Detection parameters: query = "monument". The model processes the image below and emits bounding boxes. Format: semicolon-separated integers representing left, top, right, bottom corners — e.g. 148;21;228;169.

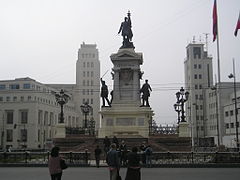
98;12;154;138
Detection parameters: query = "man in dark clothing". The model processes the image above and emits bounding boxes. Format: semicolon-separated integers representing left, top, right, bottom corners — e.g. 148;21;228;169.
100;78;111;107
106;143;120;180
140;79;152;107
94;145;102;168
103;136;111;157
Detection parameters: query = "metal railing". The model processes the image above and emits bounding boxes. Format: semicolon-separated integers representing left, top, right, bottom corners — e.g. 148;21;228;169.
0;151;239;166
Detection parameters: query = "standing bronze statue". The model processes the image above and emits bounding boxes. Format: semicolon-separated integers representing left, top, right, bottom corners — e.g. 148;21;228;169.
118;11;134;49
100;78;111;107
140;80;152;107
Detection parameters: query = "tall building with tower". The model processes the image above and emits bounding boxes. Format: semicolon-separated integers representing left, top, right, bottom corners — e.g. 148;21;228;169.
184;42;214;146
76;43;100;131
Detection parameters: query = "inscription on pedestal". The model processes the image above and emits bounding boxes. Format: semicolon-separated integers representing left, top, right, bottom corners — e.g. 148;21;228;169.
116;118;136;126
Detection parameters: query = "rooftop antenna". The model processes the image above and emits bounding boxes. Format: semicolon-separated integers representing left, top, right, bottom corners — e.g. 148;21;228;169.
203;33;209;52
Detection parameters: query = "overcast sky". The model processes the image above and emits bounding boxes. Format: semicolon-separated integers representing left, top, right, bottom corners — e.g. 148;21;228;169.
0;0;240;125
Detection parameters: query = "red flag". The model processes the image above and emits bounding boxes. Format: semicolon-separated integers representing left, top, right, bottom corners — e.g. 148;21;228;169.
234;12;240;37
212;0;218;42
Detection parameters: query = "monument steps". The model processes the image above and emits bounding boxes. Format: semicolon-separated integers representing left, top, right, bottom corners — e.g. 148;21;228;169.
53;134;191;155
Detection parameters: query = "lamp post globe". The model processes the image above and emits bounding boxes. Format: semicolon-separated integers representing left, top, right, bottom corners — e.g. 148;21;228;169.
55;89;69;124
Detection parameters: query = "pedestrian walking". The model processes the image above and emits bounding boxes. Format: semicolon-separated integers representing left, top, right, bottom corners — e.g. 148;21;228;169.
125;147;141;180
106;143;121;180
94;145;102;168
145;145;153;168
103;136;111;157
119;140;127;166
48;146;64;180
139;142;146;164
112;136;119;149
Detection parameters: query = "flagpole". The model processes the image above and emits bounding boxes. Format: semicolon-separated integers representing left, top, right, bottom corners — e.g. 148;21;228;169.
216;0;221;83
214;0;222;145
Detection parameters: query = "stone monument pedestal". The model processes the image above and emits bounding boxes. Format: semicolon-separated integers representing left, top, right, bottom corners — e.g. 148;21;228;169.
178;122;190;137
98;48;154;138
98;104;153;138
54;123;66;138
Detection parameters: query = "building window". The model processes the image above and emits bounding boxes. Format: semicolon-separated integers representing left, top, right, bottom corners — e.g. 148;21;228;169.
87;89;89;95
21;129;27;142
83;80;85;86
27;96;31;101
20;96;24;101
225;111;229;117
83;71;85;77
91;80;93;86
87;80;89;86
91;62;94;67
198;64;202;69
199;95;203;100
199;85;202;89
87;62;89;67
38;110;43;124
6;129;13;142
230;123;234;128
91;89;93;95
83;62;85;67
236;122;239;128
226;123;229;129
194;74;197;79
87;71;89;77
20;110;28;124
13;96;17;101
6;111;14;124
38;130;40;142
230;110;234;116
91;99;93;104
195;94;198;99
6;96;10;102
194;64;197;69
0;97;3;101
199;74;202;79
91;71;93;77
195;85;198;89
83;89;85;95
10;84;20;89
23;84;31;89
193;47;201;59
0;84;6;90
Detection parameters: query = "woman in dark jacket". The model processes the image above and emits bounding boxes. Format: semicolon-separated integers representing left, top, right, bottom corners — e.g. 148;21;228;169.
125;147;141;180
48;146;63;180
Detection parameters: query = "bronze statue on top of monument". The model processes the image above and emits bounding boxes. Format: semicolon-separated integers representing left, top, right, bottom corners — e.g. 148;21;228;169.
118;11;135;49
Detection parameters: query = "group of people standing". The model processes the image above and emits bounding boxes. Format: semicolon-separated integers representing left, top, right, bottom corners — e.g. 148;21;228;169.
48;138;153;180
102;136;153;180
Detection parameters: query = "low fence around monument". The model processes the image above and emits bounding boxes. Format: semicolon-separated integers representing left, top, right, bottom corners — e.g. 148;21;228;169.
0;151;240;166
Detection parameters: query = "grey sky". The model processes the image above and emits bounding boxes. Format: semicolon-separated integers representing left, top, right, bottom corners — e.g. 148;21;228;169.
0;0;239;124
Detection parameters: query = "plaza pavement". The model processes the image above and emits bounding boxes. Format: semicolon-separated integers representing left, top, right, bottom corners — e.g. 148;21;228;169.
0;167;239;180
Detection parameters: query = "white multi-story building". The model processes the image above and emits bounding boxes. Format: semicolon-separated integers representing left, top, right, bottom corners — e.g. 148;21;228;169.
184;42;214;146
0;43;101;150
184;42;240;148
0;77;79;149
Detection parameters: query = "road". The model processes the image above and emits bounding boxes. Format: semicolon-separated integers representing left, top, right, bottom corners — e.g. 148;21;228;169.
0;167;239;180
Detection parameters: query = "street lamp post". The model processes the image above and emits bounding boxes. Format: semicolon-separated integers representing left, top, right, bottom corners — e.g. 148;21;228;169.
175;87;189;123
228;59;239;151
55;89;69;123
80;102;92;130
174;103;181;124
